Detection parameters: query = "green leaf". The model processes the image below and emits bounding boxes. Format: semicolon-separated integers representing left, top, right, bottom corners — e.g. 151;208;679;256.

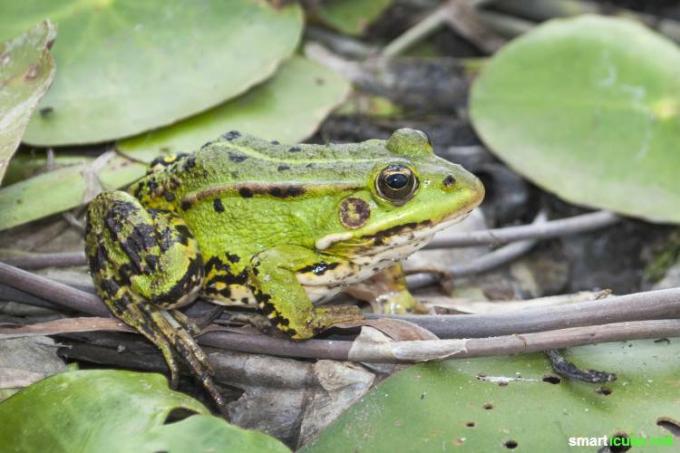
0;0;303;146
0;370;290;453
470;15;680;223
303;340;680;452
315;0;392;36
0;56;349;231
118;56;350;157
0;21;55;183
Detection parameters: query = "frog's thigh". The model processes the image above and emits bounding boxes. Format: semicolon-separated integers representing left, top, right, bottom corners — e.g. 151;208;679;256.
86;191;204;309
248;245;362;339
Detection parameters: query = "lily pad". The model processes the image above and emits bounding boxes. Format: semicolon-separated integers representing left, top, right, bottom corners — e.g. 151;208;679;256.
118;56;350;157
303;340;680;452
470;15;680;223
0;21;55;182
0;369;290;453
314;0;392;36
0;57;349;231
0;0;303;146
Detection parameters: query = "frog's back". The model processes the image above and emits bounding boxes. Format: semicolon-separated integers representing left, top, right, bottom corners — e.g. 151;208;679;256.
185;131;389;191
131;134;373;269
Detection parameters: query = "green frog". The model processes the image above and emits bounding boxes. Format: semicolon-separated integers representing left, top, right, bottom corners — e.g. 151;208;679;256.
85;128;484;408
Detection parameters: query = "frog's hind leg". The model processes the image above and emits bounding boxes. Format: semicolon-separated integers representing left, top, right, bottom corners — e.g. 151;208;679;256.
85;191;224;408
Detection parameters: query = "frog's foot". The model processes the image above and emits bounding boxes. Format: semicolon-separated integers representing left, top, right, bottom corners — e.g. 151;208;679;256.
85;191;226;410
377;291;428;315
303;305;363;338
349;263;427;314
115;300;225;408
172;309;204;336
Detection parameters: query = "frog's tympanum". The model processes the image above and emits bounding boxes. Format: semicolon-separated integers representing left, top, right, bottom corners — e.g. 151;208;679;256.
85;129;484;407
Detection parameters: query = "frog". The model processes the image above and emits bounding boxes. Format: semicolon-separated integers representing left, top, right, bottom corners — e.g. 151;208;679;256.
84;128;484;409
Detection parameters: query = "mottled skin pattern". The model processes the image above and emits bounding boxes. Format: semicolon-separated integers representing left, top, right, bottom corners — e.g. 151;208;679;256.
85;128;484;408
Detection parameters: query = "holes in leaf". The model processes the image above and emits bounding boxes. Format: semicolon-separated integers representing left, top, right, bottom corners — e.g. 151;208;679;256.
465;421;476;428
163;407;199;424
504;439;518;449
609;432;631;452
542;375;561;384
657;417;680;437
483;402;494;410
595;386;612;396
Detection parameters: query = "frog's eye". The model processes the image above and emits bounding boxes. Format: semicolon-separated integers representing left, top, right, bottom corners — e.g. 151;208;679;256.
376;164;418;205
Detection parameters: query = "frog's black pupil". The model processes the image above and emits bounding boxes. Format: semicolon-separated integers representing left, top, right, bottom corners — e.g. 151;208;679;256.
386;173;409;189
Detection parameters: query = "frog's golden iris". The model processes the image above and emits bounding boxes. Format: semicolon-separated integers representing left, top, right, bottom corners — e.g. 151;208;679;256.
85;128;484;408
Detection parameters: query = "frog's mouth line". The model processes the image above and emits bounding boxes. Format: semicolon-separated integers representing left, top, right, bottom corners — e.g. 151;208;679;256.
315;206;476;255
364;206;475;252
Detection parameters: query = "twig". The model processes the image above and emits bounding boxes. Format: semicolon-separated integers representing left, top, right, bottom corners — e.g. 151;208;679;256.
4;261;680;341
476;9;535;37
408;211;549;288
305;26;377;59
0;251;87;269
0;262;109;317
407;238;537;289
3;316;679;363
382;6;449;58
382;0;505;58
426;210;619;249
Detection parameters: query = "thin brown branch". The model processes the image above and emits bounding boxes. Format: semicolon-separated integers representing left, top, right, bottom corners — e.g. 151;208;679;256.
407;238;537;289
3;317;678;363
0;251;87;269
4;261;680;343
426;210;619;249
382;0;504;58
0;262;109;316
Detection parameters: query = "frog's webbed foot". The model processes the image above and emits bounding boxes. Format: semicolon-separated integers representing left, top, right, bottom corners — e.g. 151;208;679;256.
86;191;226;411
249;245;364;340
346;263;427;314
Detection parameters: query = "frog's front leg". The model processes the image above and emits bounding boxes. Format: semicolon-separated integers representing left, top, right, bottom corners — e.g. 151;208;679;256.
85;191;224;408
248;246;363;339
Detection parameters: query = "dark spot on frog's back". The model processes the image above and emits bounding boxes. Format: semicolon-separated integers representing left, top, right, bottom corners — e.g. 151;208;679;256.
226;253;240;263
163;191;175;202
182;155;196;171
339;197;370;229
269;185;305;198
239;187;253;198
222;130;241;140
213;198;225;213
228;152;248;163
288;146;301;153
277;164;290;172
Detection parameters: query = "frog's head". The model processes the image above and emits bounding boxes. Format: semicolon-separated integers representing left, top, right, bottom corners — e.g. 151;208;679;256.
317;128;484;262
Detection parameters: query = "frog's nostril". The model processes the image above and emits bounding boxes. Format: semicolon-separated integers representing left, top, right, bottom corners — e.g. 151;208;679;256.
442;175;456;187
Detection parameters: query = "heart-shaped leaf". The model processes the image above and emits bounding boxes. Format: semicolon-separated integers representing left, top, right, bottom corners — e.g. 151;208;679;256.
471;15;680;223
0;0;303;146
0;21;55;182
0;370;290;453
